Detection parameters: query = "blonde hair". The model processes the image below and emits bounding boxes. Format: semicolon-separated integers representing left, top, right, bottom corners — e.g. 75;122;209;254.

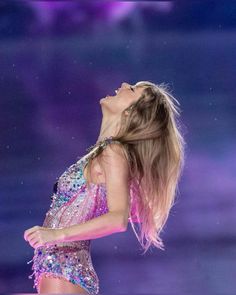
86;80;186;254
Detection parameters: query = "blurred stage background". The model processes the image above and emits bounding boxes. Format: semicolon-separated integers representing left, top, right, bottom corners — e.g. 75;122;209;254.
0;1;236;294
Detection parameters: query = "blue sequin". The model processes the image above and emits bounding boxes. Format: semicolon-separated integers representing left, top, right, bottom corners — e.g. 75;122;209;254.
27;138;123;294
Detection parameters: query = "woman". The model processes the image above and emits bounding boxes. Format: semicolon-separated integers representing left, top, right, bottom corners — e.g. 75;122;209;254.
24;81;185;294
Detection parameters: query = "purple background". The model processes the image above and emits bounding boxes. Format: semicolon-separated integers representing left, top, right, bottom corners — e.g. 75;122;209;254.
0;1;236;294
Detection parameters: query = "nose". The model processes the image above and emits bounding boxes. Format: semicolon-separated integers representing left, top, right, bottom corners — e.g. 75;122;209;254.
121;82;129;89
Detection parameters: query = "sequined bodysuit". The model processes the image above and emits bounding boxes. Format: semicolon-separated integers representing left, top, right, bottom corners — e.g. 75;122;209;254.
27;137;139;294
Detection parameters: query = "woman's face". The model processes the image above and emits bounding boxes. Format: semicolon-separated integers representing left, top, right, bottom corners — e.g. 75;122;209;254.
100;82;146;115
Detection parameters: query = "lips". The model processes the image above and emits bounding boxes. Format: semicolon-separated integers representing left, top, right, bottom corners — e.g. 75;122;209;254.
104;87;120;99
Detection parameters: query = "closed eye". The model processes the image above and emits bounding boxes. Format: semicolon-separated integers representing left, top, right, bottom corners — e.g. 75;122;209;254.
130;86;135;92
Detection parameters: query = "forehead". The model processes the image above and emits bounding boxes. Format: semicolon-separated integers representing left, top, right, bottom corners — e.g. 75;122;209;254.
134;84;148;94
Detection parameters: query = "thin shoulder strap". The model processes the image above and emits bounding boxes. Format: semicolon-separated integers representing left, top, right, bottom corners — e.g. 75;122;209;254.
86;136;121;152
100;136;122;148
85;136;122;160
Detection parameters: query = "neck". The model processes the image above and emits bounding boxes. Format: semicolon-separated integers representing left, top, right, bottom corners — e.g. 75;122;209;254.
96;113;121;144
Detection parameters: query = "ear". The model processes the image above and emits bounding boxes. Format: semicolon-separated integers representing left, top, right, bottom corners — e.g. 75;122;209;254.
124;110;129;116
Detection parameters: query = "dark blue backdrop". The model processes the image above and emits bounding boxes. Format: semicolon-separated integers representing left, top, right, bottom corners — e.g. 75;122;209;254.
0;1;235;294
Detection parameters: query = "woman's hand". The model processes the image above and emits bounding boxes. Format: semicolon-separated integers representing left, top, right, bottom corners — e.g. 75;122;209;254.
24;225;64;249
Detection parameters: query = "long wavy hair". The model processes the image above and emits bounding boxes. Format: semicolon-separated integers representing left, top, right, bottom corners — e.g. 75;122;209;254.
85;80;186;254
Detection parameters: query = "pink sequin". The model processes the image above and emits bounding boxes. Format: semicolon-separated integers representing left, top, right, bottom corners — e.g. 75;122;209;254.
27;138;139;294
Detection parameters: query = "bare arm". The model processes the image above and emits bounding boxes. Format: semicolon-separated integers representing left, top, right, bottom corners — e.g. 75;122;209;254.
24;143;130;247
62;211;126;241
61;143;130;241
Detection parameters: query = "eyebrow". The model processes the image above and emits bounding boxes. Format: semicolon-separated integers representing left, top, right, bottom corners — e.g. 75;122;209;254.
130;85;136;92
134;85;144;92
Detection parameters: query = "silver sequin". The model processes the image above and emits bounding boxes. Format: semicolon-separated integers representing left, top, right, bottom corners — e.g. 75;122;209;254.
27;137;139;294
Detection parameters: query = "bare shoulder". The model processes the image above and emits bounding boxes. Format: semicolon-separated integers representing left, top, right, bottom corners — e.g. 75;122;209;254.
102;141;126;158
99;142;129;180
98;142;130;219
